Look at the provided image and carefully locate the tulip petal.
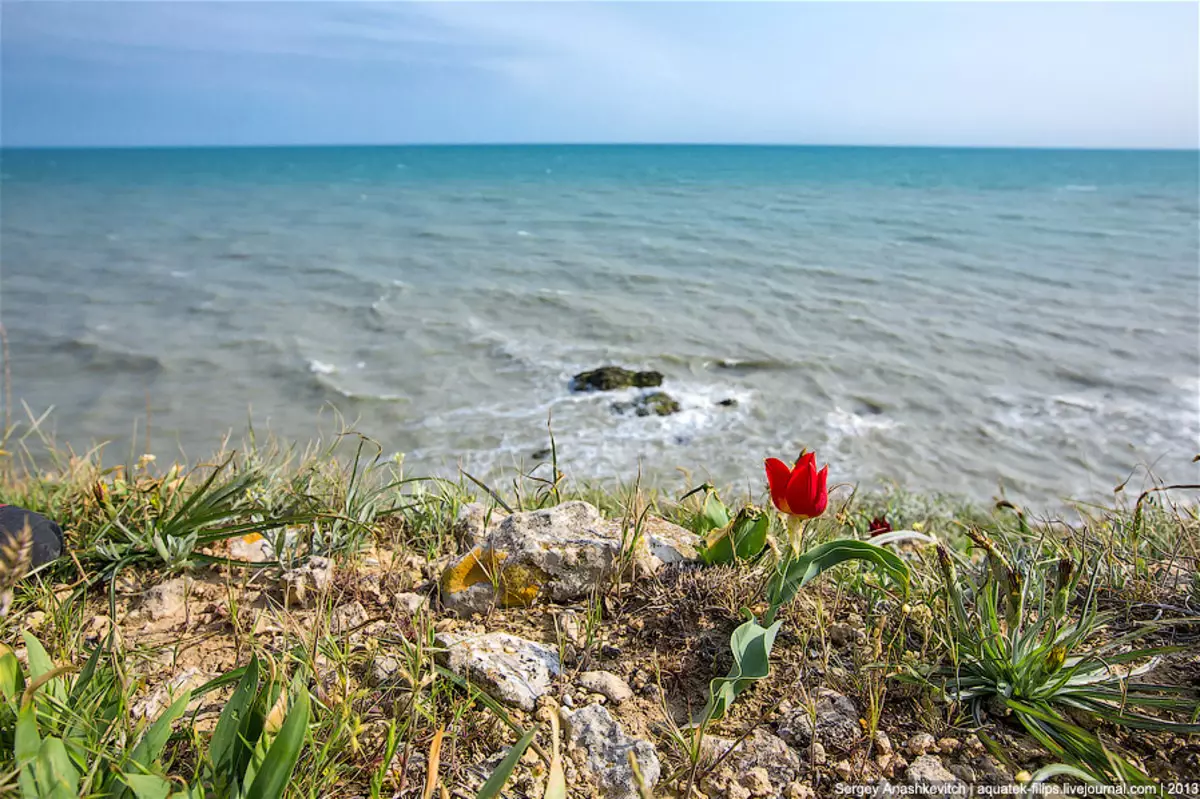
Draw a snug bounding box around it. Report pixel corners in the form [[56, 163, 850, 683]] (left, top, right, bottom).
[[797, 451, 815, 470], [764, 458, 793, 514], [811, 465, 829, 517], [785, 458, 815, 518]]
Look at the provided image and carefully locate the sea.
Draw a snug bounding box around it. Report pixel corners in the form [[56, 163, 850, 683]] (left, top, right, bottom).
[[1, 145, 1197, 510]]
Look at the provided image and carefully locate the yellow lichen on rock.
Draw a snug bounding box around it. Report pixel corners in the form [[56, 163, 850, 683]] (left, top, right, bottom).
[[440, 547, 506, 594], [440, 547, 549, 608]]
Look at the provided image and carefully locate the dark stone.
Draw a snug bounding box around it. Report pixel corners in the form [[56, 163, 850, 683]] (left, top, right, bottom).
[[611, 391, 682, 417], [571, 366, 662, 392], [531, 448, 552, 461], [0, 505, 63, 568], [716, 398, 738, 407]]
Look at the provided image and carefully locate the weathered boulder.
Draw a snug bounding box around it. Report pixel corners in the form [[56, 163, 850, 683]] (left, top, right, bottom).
[[611, 391, 681, 417], [435, 632, 559, 711], [699, 729, 803, 798], [776, 689, 862, 751], [572, 366, 663, 392], [562, 703, 660, 799], [440, 502, 699, 615]]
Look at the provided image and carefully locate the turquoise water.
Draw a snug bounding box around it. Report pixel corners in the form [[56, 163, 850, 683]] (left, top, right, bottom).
[[2, 145, 1197, 507]]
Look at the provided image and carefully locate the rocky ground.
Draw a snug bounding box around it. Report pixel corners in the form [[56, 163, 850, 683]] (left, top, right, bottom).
[[13, 493, 1198, 798]]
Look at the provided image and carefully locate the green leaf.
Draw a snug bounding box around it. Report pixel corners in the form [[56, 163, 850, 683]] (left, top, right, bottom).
[[245, 688, 310, 799], [209, 656, 261, 787], [701, 506, 769, 565], [767, 539, 909, 621], [0, 645, 24, 704], [131, 690, 192, 770], [120, 774, 174, 799], [701, 611, 783, 722], [476, 728, 538, 799], [21, 632, 56, 684], [16, 701, 40, 799], [36, 737, 81, 799]]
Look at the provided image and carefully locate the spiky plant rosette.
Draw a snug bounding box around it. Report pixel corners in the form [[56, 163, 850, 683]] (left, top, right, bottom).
[[902, 530, 1200, 784]]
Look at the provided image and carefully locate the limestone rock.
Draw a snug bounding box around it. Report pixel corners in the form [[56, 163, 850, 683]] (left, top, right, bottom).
[[440, 502, 699, 615], [395, 592, 428, 614], [700, 729, 802, 798], [578, 671, 633, 704], [436, 632, 559, 711], [452, 503, 509, 549], [776, 689, 862, 751], [562, 703, 660, 799], [905, 732, 937, 757], [330, 601, 368, 634], [572, 366, 663, 392], [142, 577, 193, 621], [906, 754, 962, 787], [280, 556, 332, 606]]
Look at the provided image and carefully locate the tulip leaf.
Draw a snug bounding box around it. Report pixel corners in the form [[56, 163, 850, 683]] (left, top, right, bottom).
[[699, 611, 782, 723], [700, 506, 770, 565], [767, 539, 909, 622]]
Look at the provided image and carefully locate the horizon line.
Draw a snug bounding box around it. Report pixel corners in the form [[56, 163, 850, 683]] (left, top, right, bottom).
[[2, 141, 1198, 153]]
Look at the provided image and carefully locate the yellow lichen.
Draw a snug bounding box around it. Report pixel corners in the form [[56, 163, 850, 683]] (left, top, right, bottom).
[[441, 547, 506, 594], [440, 548, 548, 607]]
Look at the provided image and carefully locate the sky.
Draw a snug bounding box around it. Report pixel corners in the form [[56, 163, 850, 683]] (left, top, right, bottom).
[[1, 1, 1197, 149]]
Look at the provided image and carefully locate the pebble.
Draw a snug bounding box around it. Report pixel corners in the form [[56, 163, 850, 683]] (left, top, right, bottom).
[[905, 732, 937, 757]]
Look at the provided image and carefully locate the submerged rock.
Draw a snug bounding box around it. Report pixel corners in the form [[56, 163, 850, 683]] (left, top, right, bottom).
[[440, 501, 699, 615], [563, 703, 660, 799], [435, 631, 559, 711], [572, 366, 663, 391], [612, 391, 681, 417]]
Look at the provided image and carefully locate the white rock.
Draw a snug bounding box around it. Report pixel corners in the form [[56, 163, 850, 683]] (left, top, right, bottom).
[[776, 689, 862, 750], [280, 557, 332, 606], [700, 729, 802, 797], [395, 592, 427, 614], [440, 501, 699, 616], [906, 754, 962, 786], [436, 632, 559, 711], [330, 601, 368, 634], [563, 703, 660, 799], [131, 668, 210, 720], [142, 577, 193, 621], [578, 671, 634, 704], [905, 732, 937, 757]]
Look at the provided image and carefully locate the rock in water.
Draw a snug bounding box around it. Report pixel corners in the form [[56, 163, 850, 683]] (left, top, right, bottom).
[[435, 632, 559, 711], [612, 391, 681, 417], [440, 501, 700, 615], [572, 366, 663, 391], [563, 704, 660, 799], [0, 505, 63, 567]]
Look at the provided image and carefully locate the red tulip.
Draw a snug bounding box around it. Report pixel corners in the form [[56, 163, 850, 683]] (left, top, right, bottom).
[[765, 452, 829, 519], [868, 516, 892, 536]]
